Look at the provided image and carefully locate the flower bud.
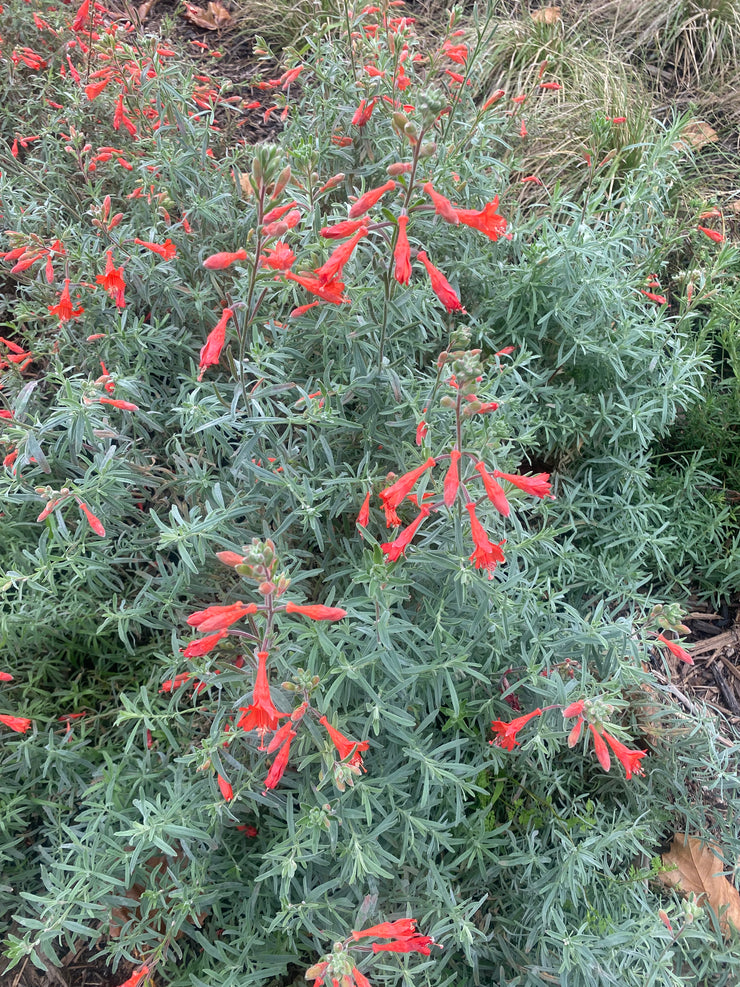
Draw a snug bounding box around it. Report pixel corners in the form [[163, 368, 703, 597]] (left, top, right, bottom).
[[440, 395, 455, 408], [404, 121, 418, 140], [387, 162, 413, 176], [392, 112, 409, 133], [271, 165, 291, 199], [258, 580, 275, 596], [419, 142, 437, 158]]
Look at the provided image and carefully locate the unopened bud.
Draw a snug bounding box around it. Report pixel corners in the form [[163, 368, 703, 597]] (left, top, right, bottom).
[[386, 162, 413, 176], [418, 142, 437, 158], [258, 580, 275, 596], [235, 563, 255, 578], [282, 681, 298, 691], [403, 121, 418, 140], [251, 156, 262, 184], [392, 112, 409, 132], [440, 395, 455, 408], [463, 400, 482, 415], [311, 675, 320, 687]]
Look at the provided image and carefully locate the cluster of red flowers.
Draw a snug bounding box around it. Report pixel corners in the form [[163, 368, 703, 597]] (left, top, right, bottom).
[[178, 543, 369, 796], [306, 918, 440, 986], [490, 702, 648, 780]]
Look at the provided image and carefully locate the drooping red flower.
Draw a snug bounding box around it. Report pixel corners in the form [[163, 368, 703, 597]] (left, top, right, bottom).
[[348, 179, 396, 219], [697, 226, 724, 243], [159, 672, 191, 692], [237, 651, 287, 748], [95, 251, 126, 307], [655, 633, 694, 665], [465, 502, 505, 576], [474, 462, 510, 516], [490, 708, 542, 750], [198, 307, 233, 380], [442, 40, 468, 63], [48, 279, 84, 323], [262, 200, 298, 225], [134, 238, 177, 260], [183, 630, 229, 657], [443, 449, 461, 506], [313, 225, 368, 283], [77, 501, 106, 537], [262, 728, 296, 791], [217, 773, 234, 800], [260, 241, 295, 271], [284, 601, 347, 621], [416, 250, 464, 312], [492, 470, 554, 499], [602, 731, 647, 780], [351, 966, 371, 987], [381, 505, 431, 561], [318, 714, 369, 770], [216, 550, 247, 567], [357, 490, 371, 528], [320, 218, 370, 240], [0, 672, 14, 683], [422, 182, 459, 224], [640, 289, 668, 304], [71, 0, 90, 31], [284, 270, 350, 304], [394, 214, 412, 285], [352, 918, 417, 940], [453, 197, 507, 241], [379, 456, 436, 523], [589, 724, 611, 771], [203, 249, 248, 270], [371, 935, 436, 955], [0, 714, 32, 733]]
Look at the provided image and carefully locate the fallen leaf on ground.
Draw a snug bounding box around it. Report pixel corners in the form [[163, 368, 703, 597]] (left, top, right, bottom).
[[136, 0, 158, 22], [674, 120, 719, 151], [658, 833, 740, 934], [182, 1, 233, 29]]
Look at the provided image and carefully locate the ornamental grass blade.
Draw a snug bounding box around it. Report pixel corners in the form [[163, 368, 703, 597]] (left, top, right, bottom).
[[659, 834, 740, 935]]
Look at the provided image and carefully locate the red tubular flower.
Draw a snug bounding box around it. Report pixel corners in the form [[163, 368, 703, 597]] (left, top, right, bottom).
[[380, 457, 436, 518], [284, 270, 350, 304], [568, 716, 585, 748], [284, 601, 347, 621], [372, 935, 436, 955], [183, 630, 228, 657], [453, 197, 507, 241], [490, 708, 542, 750], [562, 700, 585, 718], [95, 251, 126, 307], [416, 251, 465, 312], [492, 470, 554, 499], [381, 505, 431, 561], [655, 633, 694, 665], [263, 728, 296, 791], [602, 731, 647, 780], [262, 200, 298, 225], [352, 97, 377, 126], [443, 449, 461, 506], [203, 249, 247, 270], [266, 720, 294, 753], [159, 672, 191, 692], [260, 241, 295, 271], [348, 179, 396, 219], [465, 502, 505, 576], [216, 551, 247, 567], [117, 965, 151, 987], [474, 462, 510, 516], [0, 714, 32, 733], [237, 651, 287, 748], [422, 182, 459, 224], [77, 501, 106, 537], [314, 225, 368, 283], [357, 490, 371, 528], [98, 397, 139, 411], [640, 289, 668, 304], [320, 218, 370, 240], [393, 215, 412, 285], [198, 307, 233, 380], [48, 279, 84, 323], [134, 238, 177, 261], [318, 715, 369, 770], [589, 724, 611, 772], [352, 966, 371, 987], [415, 418, 428, 445], [352, 918, 417, 940], [217, 774, 234, 800], [71, 0, 90, 30], [697, 226, 724, 243], [0, 672, 14, 682], [187, 602, 255, 628], [290, 301, 321, 318]]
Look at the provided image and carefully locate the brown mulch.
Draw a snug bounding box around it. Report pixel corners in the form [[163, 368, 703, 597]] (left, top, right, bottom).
[[679, 599, 740, 725], [0, 935, 136, 987]]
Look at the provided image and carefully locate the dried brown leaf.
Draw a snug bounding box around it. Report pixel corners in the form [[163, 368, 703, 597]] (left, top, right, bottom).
[[531, 6, 561, 24], [136, 0, 158, 22], [674, 120, 719, 151], [182, 0, 233, 30], [658, 834, 740, 934], [728, 200, 740, 214]]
